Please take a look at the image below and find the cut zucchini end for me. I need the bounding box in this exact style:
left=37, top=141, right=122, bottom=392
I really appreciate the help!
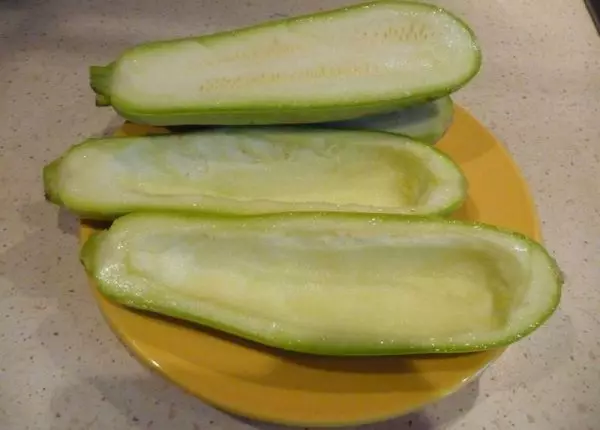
left=95, top=93, right=111, bottom=107
left=423, top=96, right=455, bottom=144
left=90, top=63, right=114, bottom=106
left=80, top=231, right=106, bottom=274
left=396, top=97, right=455, bottom=145
left=84, top=213, right=563, bottom=356
left=43, top=158, right=63, bottom=205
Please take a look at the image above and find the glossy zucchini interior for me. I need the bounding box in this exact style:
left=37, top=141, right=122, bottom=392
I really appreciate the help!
left=82, top=213, right=562, bottom=356
left=91, top=1, right=480, bottom=125
left=44, top=128, right=466, bottom=219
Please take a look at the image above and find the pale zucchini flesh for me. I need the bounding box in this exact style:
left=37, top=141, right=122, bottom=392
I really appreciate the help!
left=43, top=128, right=466, bottom=219
left=90, top=1, right=480, bottom=126
left=323, top=96, right=454, bottom=144
left=82, top=213, right=562, bottom=356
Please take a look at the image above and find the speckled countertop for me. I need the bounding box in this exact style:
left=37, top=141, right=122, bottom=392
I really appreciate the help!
left=1, top=0, right=599, bottom=429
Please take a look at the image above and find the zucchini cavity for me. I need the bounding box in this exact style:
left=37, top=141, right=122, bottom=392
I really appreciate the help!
left=82, top=213, right=562, bottom=356
left=43, top=128, right=466, bottom=219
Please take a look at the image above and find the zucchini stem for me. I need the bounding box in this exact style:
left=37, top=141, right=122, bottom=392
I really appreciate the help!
left=89, top=63, right=114, bottom=106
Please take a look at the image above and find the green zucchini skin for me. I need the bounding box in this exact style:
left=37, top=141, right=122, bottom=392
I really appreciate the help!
left=43, top=128, right=467, bottom=220
left=322, top=96, right=454, bottom=144
left=82, top=212, right=562, bottom=356
left=90, top=1, right=481, bottom=126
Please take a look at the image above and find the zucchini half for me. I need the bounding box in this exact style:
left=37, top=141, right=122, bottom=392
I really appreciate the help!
left=324, top=96, right=454, bottom=144
left=43, top=128, right=467, bottom=219
left=82, top=212, right=562, bottom=356
left=90, top=1, right=480, bottom=126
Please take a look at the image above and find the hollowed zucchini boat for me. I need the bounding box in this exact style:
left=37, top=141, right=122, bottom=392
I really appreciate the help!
left=81, top=212, right=562, bottom=356
left=324, top=96, right=454, bottom=144
left=43, top=128, right=466, bottom=219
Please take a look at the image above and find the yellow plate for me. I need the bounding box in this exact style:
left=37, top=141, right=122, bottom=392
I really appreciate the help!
left=80, top=105, right=540, bottom=427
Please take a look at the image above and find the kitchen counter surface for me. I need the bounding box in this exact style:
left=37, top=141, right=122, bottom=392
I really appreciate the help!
left=1, top=0, right=599, bottom=429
